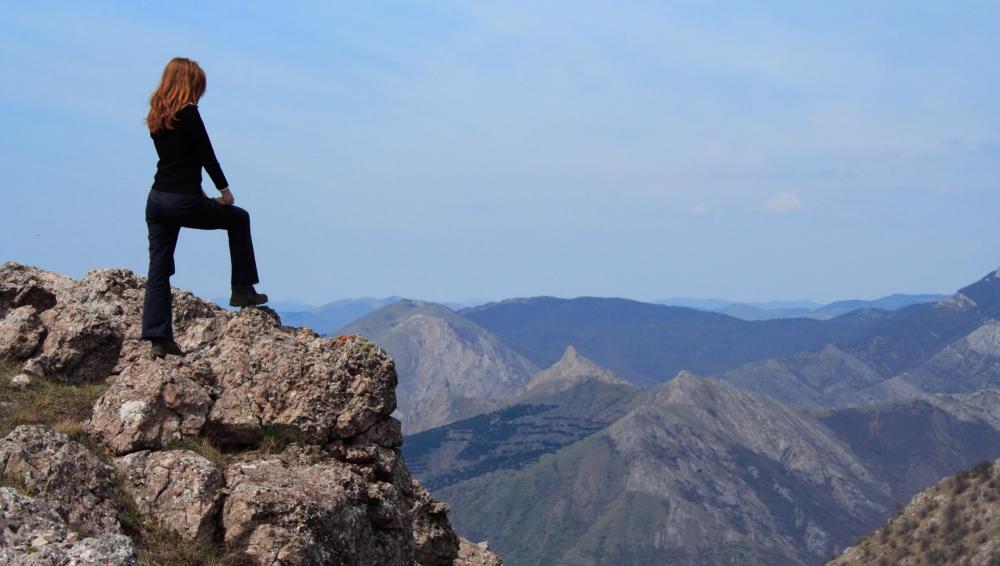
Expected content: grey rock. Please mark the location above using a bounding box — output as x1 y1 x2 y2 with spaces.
0 488 137 566
222 453 415 565
114 449 224 539
9 373 31 388
89 359 213 455
0 306 45 360
0 425 120 536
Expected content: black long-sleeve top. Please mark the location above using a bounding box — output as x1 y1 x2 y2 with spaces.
150 103 228 195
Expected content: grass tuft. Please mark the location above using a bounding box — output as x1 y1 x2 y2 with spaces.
0 362 108 439
166 436 231 467
135 525 236 566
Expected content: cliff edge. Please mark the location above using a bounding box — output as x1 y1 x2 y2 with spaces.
0 262 501 566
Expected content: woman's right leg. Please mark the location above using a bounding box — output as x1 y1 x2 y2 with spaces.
181 197 260 286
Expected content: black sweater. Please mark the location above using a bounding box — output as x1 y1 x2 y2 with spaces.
150 104 228 194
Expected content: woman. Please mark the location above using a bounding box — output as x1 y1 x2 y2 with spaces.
142 57 268 358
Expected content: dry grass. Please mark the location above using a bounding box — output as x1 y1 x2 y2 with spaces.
135 528 238 566
167 436 230 468
0 363 107 441
0 362 241 565
113 481 237 566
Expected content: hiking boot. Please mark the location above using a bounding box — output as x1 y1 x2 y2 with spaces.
150 338 184 359
230 284 269 308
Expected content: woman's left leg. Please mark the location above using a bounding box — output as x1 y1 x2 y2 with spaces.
141 220 181 339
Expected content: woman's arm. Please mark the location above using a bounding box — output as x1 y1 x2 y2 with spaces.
188 106 230 192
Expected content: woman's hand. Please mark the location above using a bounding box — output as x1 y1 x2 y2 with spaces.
215 188 235 206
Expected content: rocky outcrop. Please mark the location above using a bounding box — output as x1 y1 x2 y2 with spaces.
0 487 137 565
0 263 499 565
86 307 398 453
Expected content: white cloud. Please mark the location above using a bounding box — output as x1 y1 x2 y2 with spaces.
688 202 711 215
762 192 803 214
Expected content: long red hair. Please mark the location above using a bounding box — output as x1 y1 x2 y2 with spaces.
146 57 207 134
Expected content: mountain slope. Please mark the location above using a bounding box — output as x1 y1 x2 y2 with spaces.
816 395 1000 502
436 373 892 565
828 459 1000 565
894 320 1000 394
403 346 639 491
460 297 890 386
341 299 538 433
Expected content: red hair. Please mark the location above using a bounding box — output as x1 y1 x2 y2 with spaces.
146 57 207 134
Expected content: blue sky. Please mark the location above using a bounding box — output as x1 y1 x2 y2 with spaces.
2 2 999 304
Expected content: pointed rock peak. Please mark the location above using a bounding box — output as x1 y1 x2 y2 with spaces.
555 345 590 366
660 370 711 395
651 370 725 403
672 370 702 385
523 345 630 393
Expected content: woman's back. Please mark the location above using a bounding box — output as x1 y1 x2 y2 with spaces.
150 104 226 195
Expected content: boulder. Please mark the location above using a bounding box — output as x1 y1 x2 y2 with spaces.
0 306 45 360
89 359 213 455
0 425 120 536
222 453 414 565
0 487 137 566
114 449 224 539
202 312 398 446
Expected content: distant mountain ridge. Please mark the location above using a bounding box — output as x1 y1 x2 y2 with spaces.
460 296 891 386
719 268 1000 408
277 296 403 335
658 294 946 321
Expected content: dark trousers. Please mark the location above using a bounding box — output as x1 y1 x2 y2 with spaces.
141 190 260 339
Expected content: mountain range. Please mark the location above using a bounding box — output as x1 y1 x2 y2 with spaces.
404 349 1000 564
394 266 1000 564
718 269 1000 408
